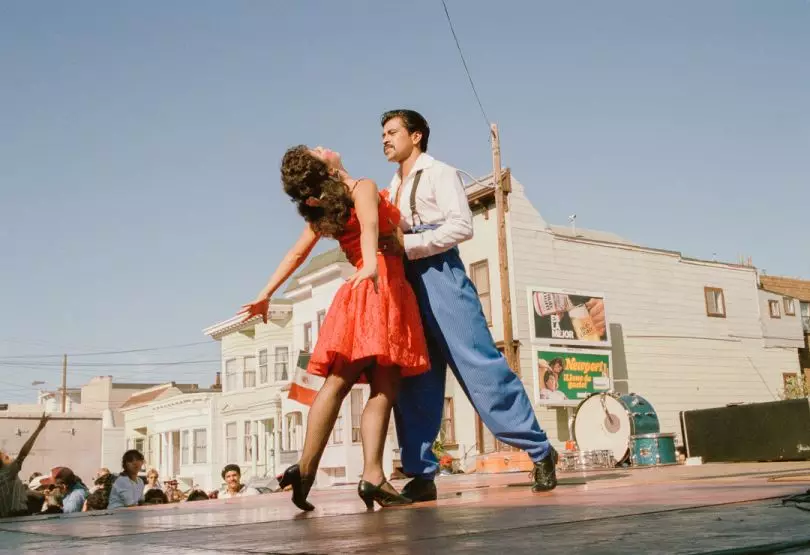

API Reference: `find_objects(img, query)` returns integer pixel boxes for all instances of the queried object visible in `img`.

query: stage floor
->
[2,461,810,554]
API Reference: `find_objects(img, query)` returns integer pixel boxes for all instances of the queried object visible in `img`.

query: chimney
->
[213,372,222,391]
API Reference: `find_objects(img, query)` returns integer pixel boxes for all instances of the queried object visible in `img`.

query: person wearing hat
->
[53,467,88,513]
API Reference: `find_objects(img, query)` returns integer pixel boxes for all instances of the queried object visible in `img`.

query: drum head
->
[574,393,632,463]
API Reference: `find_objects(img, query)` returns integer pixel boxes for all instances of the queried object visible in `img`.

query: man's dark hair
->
[381,109,430,152]
[121,449,144,471]
[143,489,169,505]
[549,358,564,369]
[186,489,210,502]
[221,464,241,479]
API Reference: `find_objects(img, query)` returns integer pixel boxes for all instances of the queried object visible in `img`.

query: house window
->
[244,421,253,461]
[350,389,364,443]
[330,413,344,445]
[274,346,290,381]
[225,422,237,462]
[769,300,781,319]
[193,429,207,464]
[801,302,810,333]
[784,298,796,317]
[243,356,256,388]
[704,287,726,318]
[134,438,145,454]
[285,412,303,451]
[303,323,313,352]
[317,310,326,334]
[441,397,456,445]
[225,358,239,391]
[469,260,492,325]
[181,431,190,465]
[147,434,161,468]
[258,349,268,383]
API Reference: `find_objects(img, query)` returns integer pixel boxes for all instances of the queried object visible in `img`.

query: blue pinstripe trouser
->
[394,234,551,479]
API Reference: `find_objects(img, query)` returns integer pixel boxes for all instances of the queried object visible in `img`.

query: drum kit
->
[560,390,678,472]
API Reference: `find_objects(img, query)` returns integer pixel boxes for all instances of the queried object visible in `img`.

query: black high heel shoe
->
[277,464,315,512]
[357,479,413,509]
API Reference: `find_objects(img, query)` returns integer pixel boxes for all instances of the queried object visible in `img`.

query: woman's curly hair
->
[280,145,354,238]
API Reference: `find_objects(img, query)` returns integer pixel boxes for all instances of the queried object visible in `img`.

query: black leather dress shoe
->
[401,476,438,502]
[531,446,559,492]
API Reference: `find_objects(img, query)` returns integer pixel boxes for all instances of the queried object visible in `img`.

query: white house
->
[121,384,221,491]
[447,170,805,463]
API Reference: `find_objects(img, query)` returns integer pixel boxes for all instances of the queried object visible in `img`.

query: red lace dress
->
[307,191,430,381]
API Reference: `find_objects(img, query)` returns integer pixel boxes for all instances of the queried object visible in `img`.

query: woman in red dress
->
[239,145,429,511]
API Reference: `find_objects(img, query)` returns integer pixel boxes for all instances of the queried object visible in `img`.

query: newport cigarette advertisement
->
[528,287,610,347]
[535,348,611,405]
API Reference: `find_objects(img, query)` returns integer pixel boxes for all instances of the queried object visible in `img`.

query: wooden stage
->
[2,461,810,554]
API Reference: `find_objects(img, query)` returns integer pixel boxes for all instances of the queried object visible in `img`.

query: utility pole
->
[491,123,518,374]
[61,354,67,413]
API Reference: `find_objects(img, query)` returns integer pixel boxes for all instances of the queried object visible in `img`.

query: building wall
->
[80,376,154,424]
[455,176,803,453]
[757,289,804,349]
[0,414,102,482]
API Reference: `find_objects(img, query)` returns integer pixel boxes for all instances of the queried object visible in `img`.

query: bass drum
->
[573,392,660,464]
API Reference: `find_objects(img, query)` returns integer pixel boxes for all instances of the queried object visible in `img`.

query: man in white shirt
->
[218,464,260,499]
[382,110,558,502]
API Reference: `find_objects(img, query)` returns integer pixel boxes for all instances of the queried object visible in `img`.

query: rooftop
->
[284,248,349,293]
[119,382,201,410]
[760,275,810,302]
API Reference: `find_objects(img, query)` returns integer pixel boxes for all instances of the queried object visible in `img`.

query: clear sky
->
[2,1,808,401]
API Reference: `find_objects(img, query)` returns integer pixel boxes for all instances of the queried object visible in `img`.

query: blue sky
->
[1,1,808,400]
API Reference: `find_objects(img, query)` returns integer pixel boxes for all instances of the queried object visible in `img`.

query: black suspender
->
[409,169,423,227]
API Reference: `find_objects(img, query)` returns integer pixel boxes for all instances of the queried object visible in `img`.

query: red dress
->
[307,190,430,380]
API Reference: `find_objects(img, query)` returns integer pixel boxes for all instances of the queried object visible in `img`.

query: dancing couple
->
[239,110,558,511]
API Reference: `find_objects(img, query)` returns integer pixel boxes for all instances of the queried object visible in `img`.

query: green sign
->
[535,349,611,405]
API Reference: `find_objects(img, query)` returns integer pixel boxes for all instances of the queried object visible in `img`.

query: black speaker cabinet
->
[680,399,810,463]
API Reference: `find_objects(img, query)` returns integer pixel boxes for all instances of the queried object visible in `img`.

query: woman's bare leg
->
[360,365,402,486]
[298,358,369,477]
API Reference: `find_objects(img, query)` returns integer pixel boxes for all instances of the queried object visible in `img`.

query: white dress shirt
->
[389,153,474,260]
[218,484,260,499]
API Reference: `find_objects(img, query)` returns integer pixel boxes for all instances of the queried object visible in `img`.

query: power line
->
[440,0,491,130]
[0,340,214,360]
[0,359,220,368]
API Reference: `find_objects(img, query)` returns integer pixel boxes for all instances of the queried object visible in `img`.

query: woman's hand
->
[238,297,270,324]
[347,264,378,293]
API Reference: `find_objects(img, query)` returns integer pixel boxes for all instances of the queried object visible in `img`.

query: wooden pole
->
[491,123,518,373]
[61,354,67,413]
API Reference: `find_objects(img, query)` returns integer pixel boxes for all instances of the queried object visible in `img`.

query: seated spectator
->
[89,468,111,493]
[0,414,49,518]
[218,464,260,499]
[54,468,89,514]
[41,493,63,514]
[84,487,110,511]
[107,450,145,509]
[144,468,162,494]
[142,489,169,505]
[185,489,210,502]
